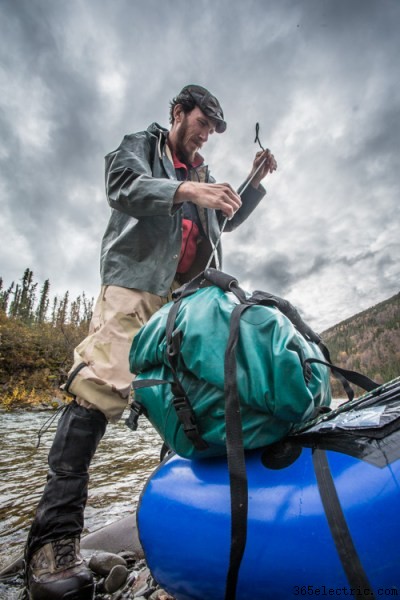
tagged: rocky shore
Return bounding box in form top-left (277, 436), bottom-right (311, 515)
top-left (0, 550), bottom-right (175, 600)
top-left (85, 549), bottom-right (175, 600)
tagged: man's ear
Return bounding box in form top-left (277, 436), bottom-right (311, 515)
top-left (173, 104), bottom-right (184, 123)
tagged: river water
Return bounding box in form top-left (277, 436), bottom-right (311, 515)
top-left (0, 408), bottom-right (162, 572)
top-left (0, 399), bottom-right (345, 575)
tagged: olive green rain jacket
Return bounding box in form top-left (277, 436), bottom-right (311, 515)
top-left (100, 122), bottom-right (266, 295)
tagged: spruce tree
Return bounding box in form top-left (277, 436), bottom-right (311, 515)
top-left (0, 278), bottom-right (14, 313)
top-left (8, 268), bottom-right (37, 323)
top-left (36, 279), bottom-right (50, 323)
top-left (56, 291), bottom-right (69, 327)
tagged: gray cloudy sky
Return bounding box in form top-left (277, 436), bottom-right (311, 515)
top-left (1, 0), bottom-right (399, 332)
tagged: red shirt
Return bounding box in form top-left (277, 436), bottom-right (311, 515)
top-left (171, 151), bottom-right (203, 274)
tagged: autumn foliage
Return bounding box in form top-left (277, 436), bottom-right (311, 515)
top-left (0, 269), bottom-right (399, 408)
top-left (322, 292), bottom-right (400, 397)
top-left (0, 269), bottom-right (94, 408)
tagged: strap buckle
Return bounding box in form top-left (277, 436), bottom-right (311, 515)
top-left (172, 396), bottom-right (208, 451)
top-left (167, 329), bottom-right (183, 360)
top-left (303, 361), bottom-right (313, 385)
top-left (125, 400), bottom-right (143, 431)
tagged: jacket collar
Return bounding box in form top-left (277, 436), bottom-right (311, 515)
top-left (148, 123), bottom-right (208, 182)
top-left (170, 149), bottom-right (204, 171)
top-left (148, 122), bottom-right (204, 167)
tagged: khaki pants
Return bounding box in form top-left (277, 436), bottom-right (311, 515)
top-left (67, 284), bottom-right (177, 423)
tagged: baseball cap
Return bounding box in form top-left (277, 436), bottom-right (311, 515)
top-left (180, 84), bottom-right (227, 133)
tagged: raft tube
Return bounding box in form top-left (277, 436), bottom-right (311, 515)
top-left (137, 380), bottom-right (400, 600)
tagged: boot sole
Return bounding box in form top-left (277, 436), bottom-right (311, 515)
top-left (63, 584), bottom-right (95, 600)
top-left (27, 581), bottom-right (95, 600)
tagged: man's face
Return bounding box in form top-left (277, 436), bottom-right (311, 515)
top-left (173, 106), bottom-right (216, 164)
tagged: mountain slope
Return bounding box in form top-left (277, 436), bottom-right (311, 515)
top-left (321, 292), bottom-right (400, 395)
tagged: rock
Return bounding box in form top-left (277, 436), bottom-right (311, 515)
top-left (126, 570), bottom-right (138, 586)
top-left (104, 564), bottom-right (129, 593)
top-left (89, 551), bottom-right (127, 576)
top-left (149, 589), bottom-right (175, 600)
top-left (0, 545), bottom-right (175, 600)
top-left (129, 565), bottom-right (153, 596)
top-left (118, 550), bottom-right (139, 566)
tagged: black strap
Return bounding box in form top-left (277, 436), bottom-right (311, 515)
top-left (172, 270), bottom-right (207, 301)
top-left (126, 379), bottom-right (171, 431)
top-left (128, 273), bottom-right (210, 450)
top-left (315, 342), bottom-right (356, 400)
top-left (132, 378), bottom-right (170, 389)
top-left (169, 269), bottom-right (252, 597)
top-left (174, 267), bottom-right (245, 302)
top-left (313, 449), bottom-right (375, 599)
top-left (249, 290), bottom-right (322, 344)
top-left (223, 303), bottom-right (252, 600)
top-left (248, 288), bottom-right (380, 402)
top-left (164, 295), bottom-right (209, 451)
top-left (305, 357), bottom-right (379, 401)
top-left (204, 267), bottom-right (239, 292)
top-left (130, 374), bottom-right (208, 451)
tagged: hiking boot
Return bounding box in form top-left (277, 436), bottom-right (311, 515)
top-left (26, 537), bottom-right (94, 600)
top-left (24, 401), bottom-right (107, 597)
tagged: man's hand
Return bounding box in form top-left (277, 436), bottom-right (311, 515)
top-left (174, 181), bottom-right (242, 219)
top-left (248, 149), bottom-right (277, 189)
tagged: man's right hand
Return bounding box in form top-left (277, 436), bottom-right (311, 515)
top-left (174, 181), bottom-right (242, 220)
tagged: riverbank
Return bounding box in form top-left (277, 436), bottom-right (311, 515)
top-left (0, 390), bottom-right (350, 412)
top-left (0, 407), bottom-right (169, 598)
top-left (0, 551), bottom-right (175, 600)
top-left (0, 388), bottom-right (68, 411)
top-left (0, 410), bottom-right (162, 570)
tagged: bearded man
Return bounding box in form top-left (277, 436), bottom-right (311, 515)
top-left (25, 84), bottom-right (277, 599)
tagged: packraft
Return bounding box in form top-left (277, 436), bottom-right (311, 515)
top-left (137, 378), bottom-right (400, 600)
top-left (128, 268), bottom-right (380, 600)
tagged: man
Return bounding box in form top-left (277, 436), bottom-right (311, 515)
top-left (25, 84), bottom-right (277, 599)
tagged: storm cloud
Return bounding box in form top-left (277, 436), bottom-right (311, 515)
top-left (1, 0), bottom-right (399, 331)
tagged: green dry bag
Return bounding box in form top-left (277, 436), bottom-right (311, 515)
top-left (128, 270), bottom-right (332, 458)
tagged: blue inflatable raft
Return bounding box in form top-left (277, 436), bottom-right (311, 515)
top-left (137, 378), bottom-right (400, 600)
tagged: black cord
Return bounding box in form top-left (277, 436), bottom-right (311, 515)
top-left (36, 403), bottom-right (68, 448)
top-left (254, 122), bottom-right (265, 151)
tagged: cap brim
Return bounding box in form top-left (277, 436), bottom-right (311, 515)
top-left (215, 119), bottom-right (227, 134)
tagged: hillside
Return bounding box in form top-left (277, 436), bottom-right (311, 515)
top-left (1, 268), bottom-right (399, 406)
top-left (321, 292), bottom-right (400, 396)
top-left (0, 269), bottom-right (93, 408)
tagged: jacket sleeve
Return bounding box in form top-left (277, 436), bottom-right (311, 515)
top-left (221, 180), bottom-right (266, 232)
top-left (105, 132), bottom-right (182, 218)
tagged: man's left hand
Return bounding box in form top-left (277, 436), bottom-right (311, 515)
top-left (249, 149), bottom-right (277, 189)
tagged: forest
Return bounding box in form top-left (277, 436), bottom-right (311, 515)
top-left (0, 268), bottom-right (93, 407)
top-left (0, 269), bottom-right (399, 407)
top-left (322, 291), bottom-right (400, 396)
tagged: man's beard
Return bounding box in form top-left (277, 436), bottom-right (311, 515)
top-left (175, 119), bottom-right (196, 165)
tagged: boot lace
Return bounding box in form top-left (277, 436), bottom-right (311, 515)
top-left (52, 538), bottom-right (80, 569)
